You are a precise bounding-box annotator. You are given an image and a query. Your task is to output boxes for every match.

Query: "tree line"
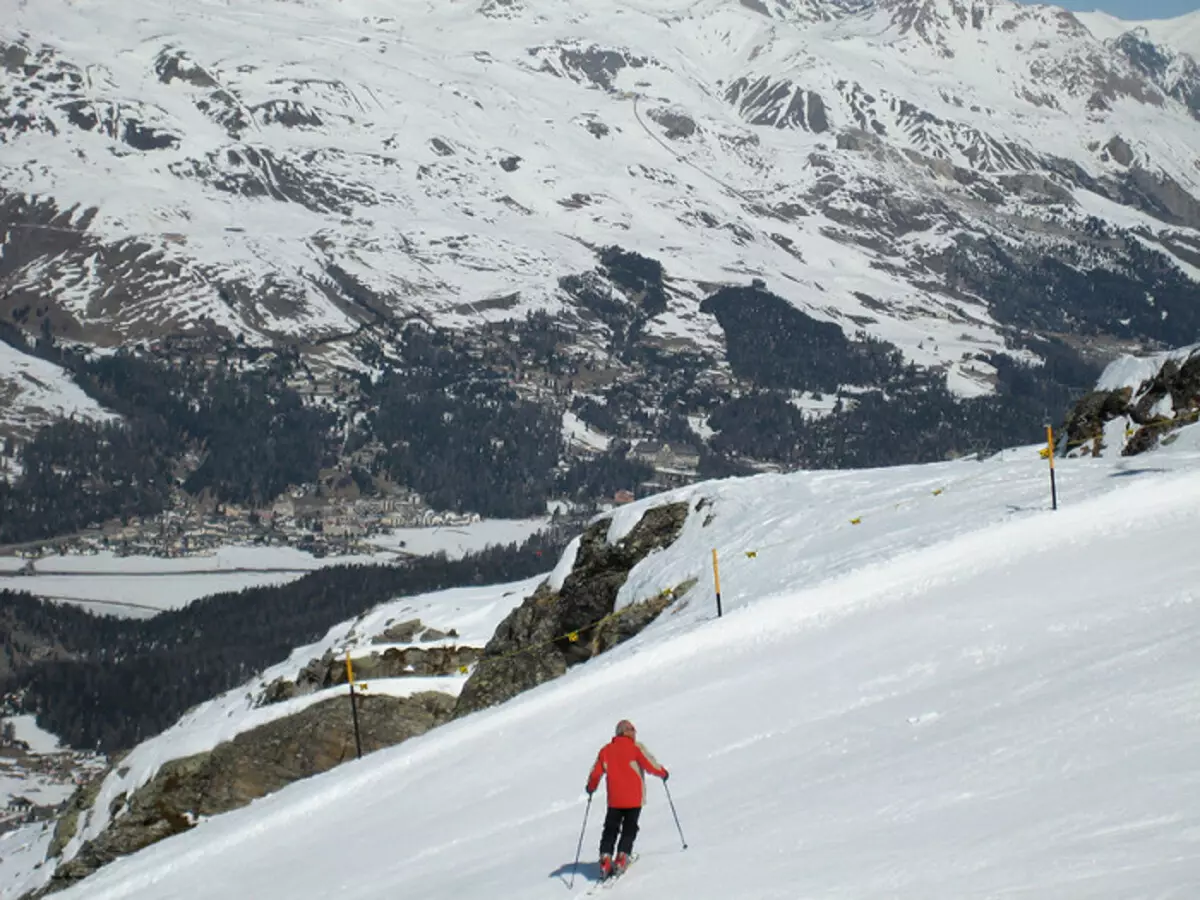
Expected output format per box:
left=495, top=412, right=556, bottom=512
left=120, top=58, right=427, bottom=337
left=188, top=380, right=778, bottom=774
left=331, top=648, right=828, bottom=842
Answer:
left=1, top=250, right=1108, bottom=544
left=0, top=323, right=334, bottom=543
left=2, top=529, right=568, bottom=751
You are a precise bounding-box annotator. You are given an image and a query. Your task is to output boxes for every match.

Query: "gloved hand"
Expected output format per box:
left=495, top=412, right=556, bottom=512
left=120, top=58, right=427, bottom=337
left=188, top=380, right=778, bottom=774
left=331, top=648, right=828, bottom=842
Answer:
left=586, top=786, right=595, bottom=795
left=662, top=770, right=669, bottom=781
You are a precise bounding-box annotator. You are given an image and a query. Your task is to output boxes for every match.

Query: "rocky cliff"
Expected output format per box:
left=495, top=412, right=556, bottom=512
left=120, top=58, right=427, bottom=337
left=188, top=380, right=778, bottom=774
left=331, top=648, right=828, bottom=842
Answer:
left=1063, top=346, right=1200, bottom=456
left=454, top=502, right=691, bottom=718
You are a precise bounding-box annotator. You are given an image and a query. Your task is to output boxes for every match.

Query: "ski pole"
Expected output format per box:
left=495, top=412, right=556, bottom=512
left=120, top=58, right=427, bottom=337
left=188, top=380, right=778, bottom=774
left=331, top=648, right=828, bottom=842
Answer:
left=663, top=780, right=688, bottom=850
left=568, top=794, right=593, bottom=888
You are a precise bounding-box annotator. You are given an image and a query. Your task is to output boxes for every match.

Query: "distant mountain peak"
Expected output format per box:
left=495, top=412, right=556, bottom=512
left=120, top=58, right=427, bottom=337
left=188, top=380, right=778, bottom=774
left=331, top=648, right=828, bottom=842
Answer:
left=0, top=0, right=1198, bottom=393
left=749, top=0, right=874, bottom=21
left=871, top=0, right=1093, bottom=57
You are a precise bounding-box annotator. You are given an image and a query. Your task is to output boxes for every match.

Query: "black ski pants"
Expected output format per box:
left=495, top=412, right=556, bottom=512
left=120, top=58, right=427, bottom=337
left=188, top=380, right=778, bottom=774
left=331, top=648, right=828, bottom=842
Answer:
left=599, top=806, right=641, bottom=857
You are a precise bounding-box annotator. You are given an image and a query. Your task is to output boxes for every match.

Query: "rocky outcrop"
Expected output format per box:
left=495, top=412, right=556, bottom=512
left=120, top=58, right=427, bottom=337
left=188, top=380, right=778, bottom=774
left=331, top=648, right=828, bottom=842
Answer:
left=45, top=768, right=109, bottom=861
left=1062, top=385, right=1135, bottom=455
left=453, top=502, right=690, bottom=718
left=371, top=618, right=459, bottom=644
left=261, top=643, right=481, bottom=705
left=1063, top=350, right=1200, bottom=456
left=41, top=691, right=453, bottom=895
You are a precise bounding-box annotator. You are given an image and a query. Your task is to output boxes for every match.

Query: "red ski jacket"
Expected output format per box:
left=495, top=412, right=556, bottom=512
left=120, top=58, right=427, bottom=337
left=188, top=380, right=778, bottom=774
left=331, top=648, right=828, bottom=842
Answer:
left=586, top=734, right=668, bottom=809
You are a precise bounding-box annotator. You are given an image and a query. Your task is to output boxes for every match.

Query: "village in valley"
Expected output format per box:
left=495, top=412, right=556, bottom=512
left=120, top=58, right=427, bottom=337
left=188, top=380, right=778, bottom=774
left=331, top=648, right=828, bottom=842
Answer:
left=0, top=714, right=104, bottom=839
left=0, top=434, right=704, bottom=565
left=0, top=310, right=720, bottom=568
left=0, top=475, right=482, bottom=564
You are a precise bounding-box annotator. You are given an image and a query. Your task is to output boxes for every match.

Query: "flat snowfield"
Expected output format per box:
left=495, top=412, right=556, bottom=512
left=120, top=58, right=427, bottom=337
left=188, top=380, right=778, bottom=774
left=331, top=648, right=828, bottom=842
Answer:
left=50, top=441, right=1200, bottom=899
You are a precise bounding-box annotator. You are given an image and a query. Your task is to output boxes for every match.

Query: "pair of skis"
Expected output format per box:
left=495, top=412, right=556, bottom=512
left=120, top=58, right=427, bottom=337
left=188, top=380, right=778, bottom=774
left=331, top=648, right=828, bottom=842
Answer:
left=582, top=854, right=637, bottom=895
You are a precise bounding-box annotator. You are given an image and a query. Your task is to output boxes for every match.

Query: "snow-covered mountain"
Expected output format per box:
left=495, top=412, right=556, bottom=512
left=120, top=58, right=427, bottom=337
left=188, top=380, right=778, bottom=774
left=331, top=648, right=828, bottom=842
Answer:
left=6, top=371, right=1200, bottom=898
left=3, top=0, right=1200, bottom=392
left=1080, top=9, right=1200, bottom=61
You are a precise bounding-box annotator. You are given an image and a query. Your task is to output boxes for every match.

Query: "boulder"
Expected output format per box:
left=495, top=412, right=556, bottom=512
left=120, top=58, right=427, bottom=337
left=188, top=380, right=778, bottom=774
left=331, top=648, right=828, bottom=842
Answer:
left=1062, top=386, right=1133, bottom=454
left=375, top=618, right=424, bottom=643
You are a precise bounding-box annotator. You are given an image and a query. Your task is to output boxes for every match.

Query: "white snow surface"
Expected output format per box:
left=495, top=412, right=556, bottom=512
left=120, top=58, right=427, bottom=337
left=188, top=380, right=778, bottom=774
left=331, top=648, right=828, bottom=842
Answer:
left=30, top=418, right=1200, bottom=900
left=1096, top=341, right=1200, bottom=391
left=55, top=575, right=543, bottom=868
left=0, top=775, right=75, bottom=811
left=561, top=411, right=612, bottom=453
left=1079, top=9, right=1200, bottom=60
left=5, top=715, right=65, bottom=754
left=0, top=825, right=55, bottom=900
left=0, top=546, right=375, bottom=617
left=366, top=518, right=549, bottom=558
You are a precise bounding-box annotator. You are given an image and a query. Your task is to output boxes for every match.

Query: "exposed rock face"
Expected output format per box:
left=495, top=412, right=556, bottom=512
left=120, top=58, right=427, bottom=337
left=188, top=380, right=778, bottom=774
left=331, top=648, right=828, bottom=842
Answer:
left=1104, top=135, right=1134, bottom=167
left=41, top=692, right=453, bottom=895
left=45, top=768, right=109, bottom=861
left=260, top=644, right=481, bottom=705
left=725, top=76, right=829, bottom=132
left=646, top=107, right=698, bottom=139
left=1063, top=350, right=1200, bottom=456
left=453, top=502, right=689, bottom=718
left=1063, top=386, right=1134, bottom=454
left=371, top=618, right=460, bottom=644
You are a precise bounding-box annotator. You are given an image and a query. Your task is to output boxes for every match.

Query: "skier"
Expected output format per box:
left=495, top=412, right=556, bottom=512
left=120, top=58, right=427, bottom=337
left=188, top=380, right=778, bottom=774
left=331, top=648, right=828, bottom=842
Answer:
left=586, top=719, right=669, bottom=878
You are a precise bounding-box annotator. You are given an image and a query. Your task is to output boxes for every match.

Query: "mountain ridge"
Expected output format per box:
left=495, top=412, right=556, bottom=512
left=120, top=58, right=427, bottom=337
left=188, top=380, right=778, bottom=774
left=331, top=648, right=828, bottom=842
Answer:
left=2, top=0, right=1200, bottom=542
left=2, top=0, right=1198, bottom=371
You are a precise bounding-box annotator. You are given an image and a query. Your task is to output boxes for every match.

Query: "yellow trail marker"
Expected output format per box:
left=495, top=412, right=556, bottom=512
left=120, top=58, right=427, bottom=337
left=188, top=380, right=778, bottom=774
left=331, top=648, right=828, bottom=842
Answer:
left=711, top=548, right=723, bottom=618
left=344, top=651, right=363, bottom=759
left=1045, top=424, right=1058, bottom=511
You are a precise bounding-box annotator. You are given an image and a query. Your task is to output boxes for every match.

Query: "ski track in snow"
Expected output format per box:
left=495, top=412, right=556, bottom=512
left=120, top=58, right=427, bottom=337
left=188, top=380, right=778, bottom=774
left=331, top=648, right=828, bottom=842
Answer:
left=27, top=422, right=1200, bottom=900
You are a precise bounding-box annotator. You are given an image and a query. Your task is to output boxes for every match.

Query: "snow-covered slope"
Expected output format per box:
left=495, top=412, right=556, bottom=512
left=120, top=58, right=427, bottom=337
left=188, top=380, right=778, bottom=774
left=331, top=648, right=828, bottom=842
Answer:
left=37, top=576, right=541, bottom=886
left=3, top=0, right=1200, bottom=394
left=0, top=341, right=116, bottom=443
left=1080, top=9, right=1200, bottom=60
left=21, top=416, right=1200, bottom=899
left=1095, top=339, right=1200, bottom=392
